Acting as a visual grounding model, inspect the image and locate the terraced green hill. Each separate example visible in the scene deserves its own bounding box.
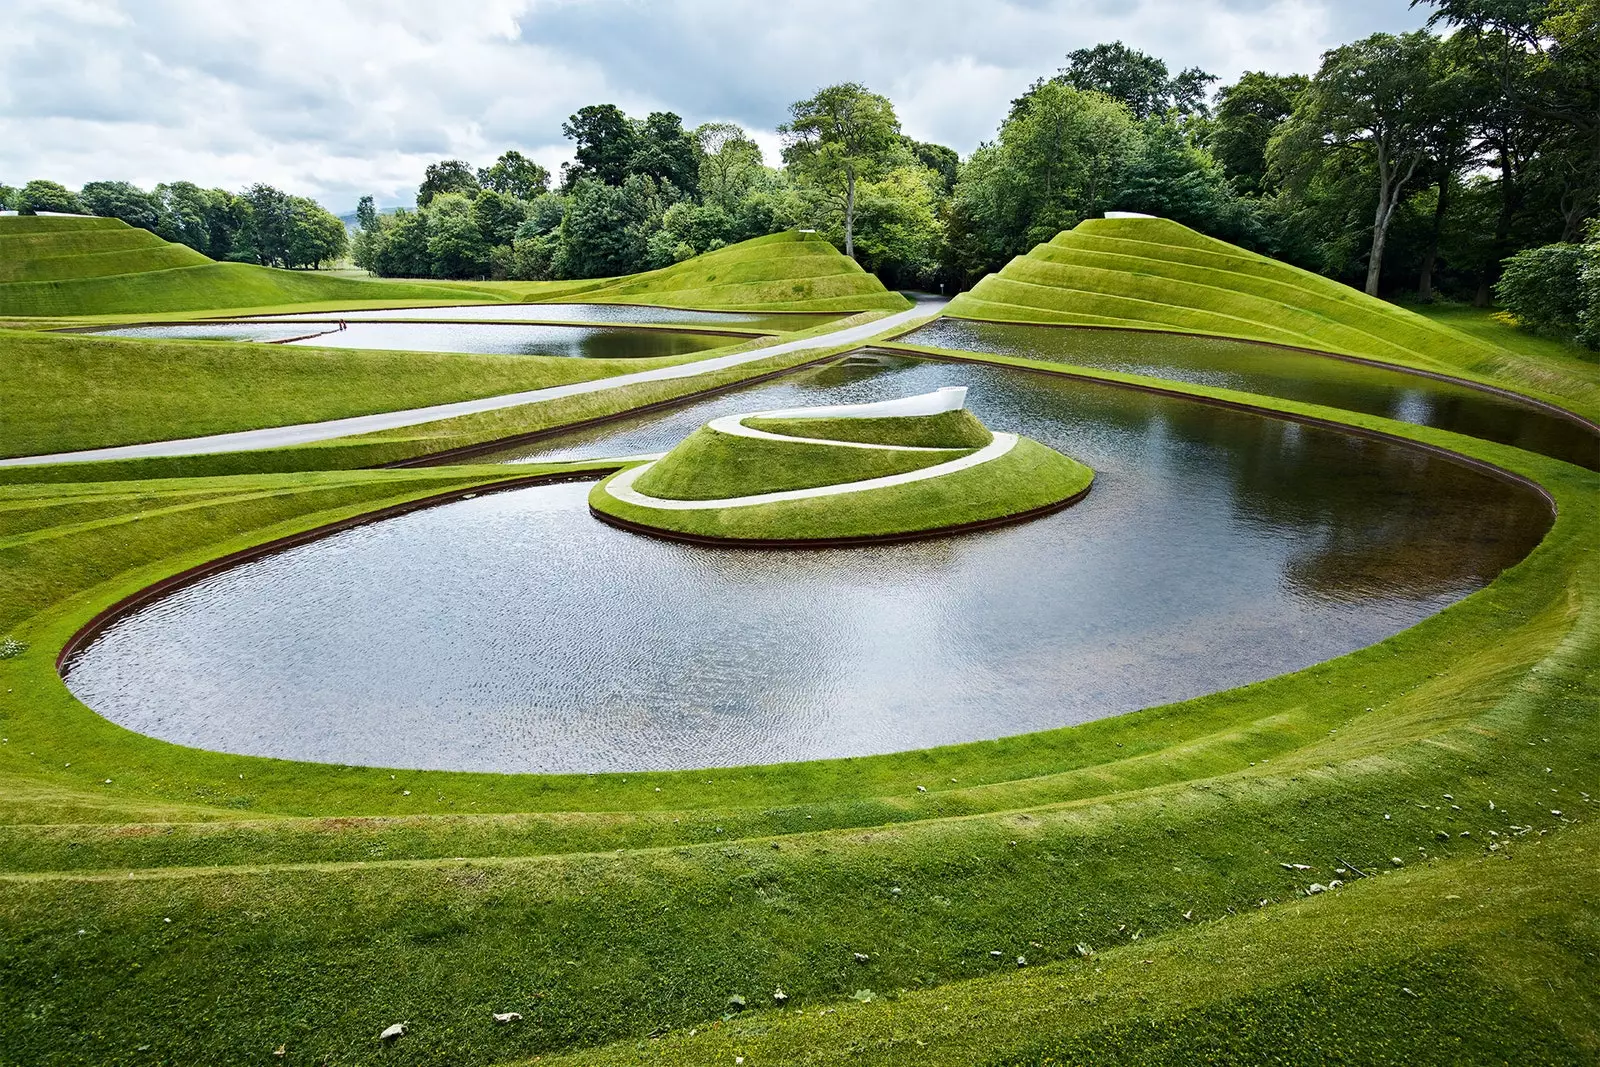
[551,231,912,313]
[945,216,1499,368]
[0,216,509,318]
[590,389,1091,542]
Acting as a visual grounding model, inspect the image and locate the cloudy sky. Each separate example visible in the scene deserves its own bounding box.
[1,0,1429,213]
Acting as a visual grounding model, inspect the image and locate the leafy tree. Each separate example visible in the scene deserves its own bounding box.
[1495,241,1586,332]
[243,183,294,266]
[1271,32,1441,295]
[562,104,637,188]
[1111,118,1266,247]
[423,193,489,278]
[284,196,347,268]
[157,183,246,260]
[781,83,902,259]
[1209,72,1308,197]
[904,138,960,192]
[417,160,480,207]
[630,112,701,196]
[554,176,664,278]
[658,200,733,256]
[1039,41,1216,120]
[78,181,166,231]
[470,189,527,247]
[852,165,945,288]
[1415,36,1484,300]
[356,195,378,231]
[477,150,550,200]
[1421,0,1600,241]
[19,179,83,214]
[0,183,15,210]
[946,82,1138,282]
[375,210,433,277]
[696,123,764,209]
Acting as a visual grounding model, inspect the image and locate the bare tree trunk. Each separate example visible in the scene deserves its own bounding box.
[1366,193,1391,297]
[1366,146,1420,297]
[1419,167,1452,302]
[844,163,856,260]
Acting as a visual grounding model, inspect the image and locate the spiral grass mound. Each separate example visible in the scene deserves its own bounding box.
[589,387,1093,544]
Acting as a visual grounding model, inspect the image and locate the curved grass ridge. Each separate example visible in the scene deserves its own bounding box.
[591,396,1091,540]
[548,231,913,313]
[0,348,1596,1062]
[0,216,510,319]
[945,216,1510,369]
[0,220,911,319]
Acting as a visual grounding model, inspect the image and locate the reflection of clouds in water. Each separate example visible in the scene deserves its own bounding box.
[64,361,1551,774]
[902,320,1600,471]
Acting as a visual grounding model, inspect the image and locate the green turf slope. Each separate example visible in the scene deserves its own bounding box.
[0,216,510,318]
[0,327,739,460]
[548,231,913,313]
[944,216,1509,369]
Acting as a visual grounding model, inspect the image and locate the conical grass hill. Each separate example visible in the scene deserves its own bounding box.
[945,216,1504,369]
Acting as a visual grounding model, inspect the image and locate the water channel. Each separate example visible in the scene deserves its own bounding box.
[898,320,1600,471]
[63,354,1554,773]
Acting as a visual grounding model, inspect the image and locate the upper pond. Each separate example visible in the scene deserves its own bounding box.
[63,354,1553,774]
[267,302,847,334]
[898,319,1600,471]
[89,321,733,360]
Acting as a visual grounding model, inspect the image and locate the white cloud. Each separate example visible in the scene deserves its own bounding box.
[0,0,1425,212]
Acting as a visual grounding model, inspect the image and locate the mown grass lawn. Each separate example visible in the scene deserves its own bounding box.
[2,221,1597,1066]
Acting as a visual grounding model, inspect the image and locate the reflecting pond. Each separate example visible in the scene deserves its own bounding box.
[89,321,734,360]
[63,354,1553,773]
[268,302,845,333]
[897,319,1600,471]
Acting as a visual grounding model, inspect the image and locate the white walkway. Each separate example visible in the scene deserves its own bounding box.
[2,301,944,467]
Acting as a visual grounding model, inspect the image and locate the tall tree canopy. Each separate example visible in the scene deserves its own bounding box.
[416,160,480,207]
[780,83,902,259]
[561,104,637,188]
[1026,41,1217,120]
[1209,72,1309,196]
[1272,31,1442,295]
[477,150,550,201]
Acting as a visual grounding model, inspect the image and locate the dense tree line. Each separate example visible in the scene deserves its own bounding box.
[5,0,1595,344]
[0,178,347,269]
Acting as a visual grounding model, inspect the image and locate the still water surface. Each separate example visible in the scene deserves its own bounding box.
[898,320,1600,471]
[63,355,1552,773]
[92,321,732,360]
[270,302,844,333]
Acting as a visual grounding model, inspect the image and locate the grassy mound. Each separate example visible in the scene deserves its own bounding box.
[746,409,993,448]
[548,231,913,313]
[593,403,1091,541]
[945,216,1508,369]
[630,425,956,500]
[0,216,509,318]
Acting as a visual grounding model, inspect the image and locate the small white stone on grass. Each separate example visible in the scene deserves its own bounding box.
[380,1022,406,1041]
[493,1012,522,1024]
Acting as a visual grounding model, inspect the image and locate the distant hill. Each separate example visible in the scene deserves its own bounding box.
[0,215,507,318]
[559,231,911,313]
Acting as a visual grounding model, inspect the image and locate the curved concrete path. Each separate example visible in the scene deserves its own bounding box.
[601,388,1018,512]
[2,302,944,468]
